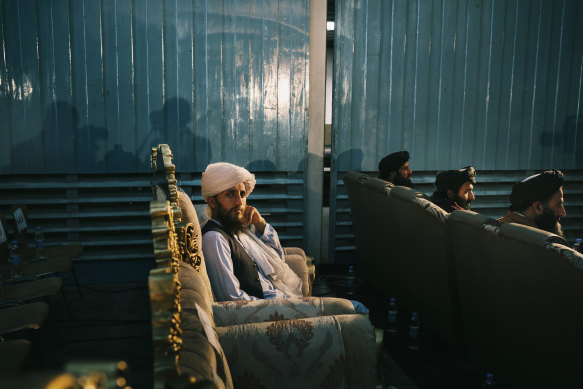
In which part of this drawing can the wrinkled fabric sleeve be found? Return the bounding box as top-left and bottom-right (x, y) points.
(254, 223), (284, 259)
(202, 231), (259, 301)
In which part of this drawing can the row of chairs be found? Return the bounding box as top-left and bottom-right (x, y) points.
(344, 171), (583, 388)
(0, 206), (84, 381)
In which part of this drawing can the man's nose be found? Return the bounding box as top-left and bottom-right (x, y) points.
(559, 205), (566, 218)
(408, 168), (412, 176)
(469, 191), (476, 201)
(234, 193), (243, 206)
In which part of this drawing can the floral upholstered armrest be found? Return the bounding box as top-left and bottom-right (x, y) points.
(284, 247), (316, 294)
(212, 297), (355, 326)
(216, 313), (377, 389)
(282, 253), (310, 296)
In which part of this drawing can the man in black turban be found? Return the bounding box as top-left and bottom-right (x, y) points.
(430, 166), (476, 213)
(378, 150), (412, 187)
(498, 170), (566, 237)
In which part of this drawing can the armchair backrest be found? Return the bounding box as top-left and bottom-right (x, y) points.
(449, 210), (583, 386)
(151, 144), (215, 303)
(344, 172), (462, 346)
(149, 199), (232, 389)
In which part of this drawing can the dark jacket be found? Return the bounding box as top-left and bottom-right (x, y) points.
(201, 220), (264, 299)
(429, 192), (465, 213)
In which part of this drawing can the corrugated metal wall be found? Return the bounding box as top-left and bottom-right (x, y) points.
(0, 0), (310, 174)
(330, 0), (583, 262)
(0, 172), (306, 264)
(0, 0), (315, 272)
(332, 0), (583, 172)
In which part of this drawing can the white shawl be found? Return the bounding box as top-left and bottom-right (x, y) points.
(238, 229), (303, 298)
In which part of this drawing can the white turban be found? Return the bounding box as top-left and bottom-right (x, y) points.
(201, 162), (256, 201)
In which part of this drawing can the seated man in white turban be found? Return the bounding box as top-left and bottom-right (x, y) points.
(200, 162), (303, 301)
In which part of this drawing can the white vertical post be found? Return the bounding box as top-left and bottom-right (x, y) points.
(306, 0), (327, 262)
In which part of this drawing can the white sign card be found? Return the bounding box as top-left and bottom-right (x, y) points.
(12, 208), (27, 232)
(0, 222), (6, 244)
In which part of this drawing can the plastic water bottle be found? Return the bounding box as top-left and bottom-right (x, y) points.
(34, 226), (47, 260)
(573, 238), (582, 252)
(387, 297), (398, 334)
(482, 372), (497, 388)
(8, 240), (22, 279)
(346, 265), (355, 294)
(408, 312), (420, 350)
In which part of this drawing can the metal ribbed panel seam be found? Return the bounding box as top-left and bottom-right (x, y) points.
(0, 172), (307, 261)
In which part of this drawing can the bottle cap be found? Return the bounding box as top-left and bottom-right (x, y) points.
(11, 240), (18, 245)
(35, 226), (41, 231)
(577, 238), (582, 243)
(390, 297), (396, 303)
(412, 311), (418, 317)
(486, 372), (494, 379)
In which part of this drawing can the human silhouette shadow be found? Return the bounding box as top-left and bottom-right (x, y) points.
(149, 97), (211, 172)
(246, 159), (277, 172)
(539, 113), (583, 167)
(2, 100), (108, 174)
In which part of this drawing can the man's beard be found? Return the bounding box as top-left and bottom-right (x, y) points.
(535, 206), (564, 237)
(393, 175), (412, 187)
(214, 202), (245, 235)
(454, 194), (471, 210)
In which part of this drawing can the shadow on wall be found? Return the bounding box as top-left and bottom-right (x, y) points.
(3, 97), (214, 174)
(149, 97), (211, 172)
(540, 114), (583, 167)
(246, 159), (277, 171)
(3, 101), (108, 173)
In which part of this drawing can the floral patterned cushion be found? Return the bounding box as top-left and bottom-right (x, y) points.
(216, 314), (376, 389)
(212, 297), (355, 326)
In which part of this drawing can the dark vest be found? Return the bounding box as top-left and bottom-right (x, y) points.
(202, 220), (264, 299)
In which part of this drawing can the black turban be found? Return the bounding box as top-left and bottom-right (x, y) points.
(435, 166), (476, 193)
(509, 170), (564, 211)
(378, 151), (409, 179)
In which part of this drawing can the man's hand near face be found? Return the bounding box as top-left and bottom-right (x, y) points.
(242, 205), (266, 235)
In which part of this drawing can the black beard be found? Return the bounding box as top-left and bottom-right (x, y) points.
(393, 175), (412, 188)
(214, 203), (245, 235)
(453, 194), (471, 210)
(535, 206), (564, 237)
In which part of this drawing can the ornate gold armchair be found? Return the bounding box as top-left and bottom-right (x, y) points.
(148, 200), (378, 389)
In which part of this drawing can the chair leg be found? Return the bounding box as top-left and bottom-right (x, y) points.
(72, 266), (84, 300)
(60, 286), (73, 320)
(43, 296), (62, 346)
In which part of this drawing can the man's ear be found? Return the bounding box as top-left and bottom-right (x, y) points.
(532, 201), (544, 215)
(207, 197), (216, 209)
(388, 171), (396, 179)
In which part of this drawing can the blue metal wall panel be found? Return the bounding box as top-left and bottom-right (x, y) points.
(330, 0), (583, 262)
(332, 0), (583, 172)
(0, 0), (310, 174)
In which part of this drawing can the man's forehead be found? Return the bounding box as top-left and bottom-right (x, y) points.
(460, 181), (474, 190)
